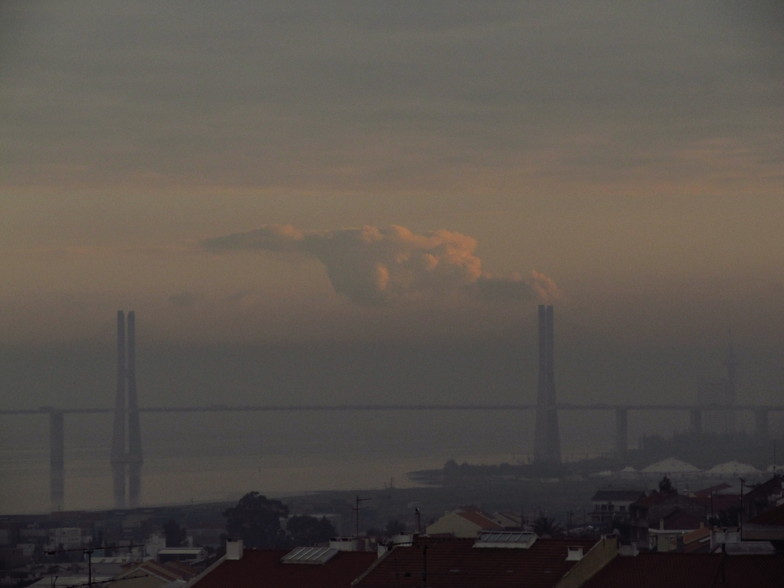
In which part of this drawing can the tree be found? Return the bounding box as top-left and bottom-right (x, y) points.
(163, 518), (187, 547)
(385, 519), (406, 536)
(286, 515), (336, 546)
(532, 515), (563, 538)
(658, 476), (675, 494)
(224, 492), (289, 548)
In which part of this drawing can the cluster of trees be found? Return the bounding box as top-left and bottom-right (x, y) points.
(366, 519), (406, 538)
(223, 492), (337, 549)
(166, 492), (410, 551)
(163, 518), (188, 547)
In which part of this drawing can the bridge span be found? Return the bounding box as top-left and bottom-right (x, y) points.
(5, 401), (784, 415)
(2, 400), (782, 512)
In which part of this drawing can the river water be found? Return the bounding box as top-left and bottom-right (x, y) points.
(2, 409), (570, 514)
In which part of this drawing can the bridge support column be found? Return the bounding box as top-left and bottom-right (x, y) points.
(615, 408), (628, 462)
(112, 310), (143, 509)
(689, 408), (702, 436)
(49, 410), (64, 512)
(754, 408), (769, 441)
(533, 305), (560, 465)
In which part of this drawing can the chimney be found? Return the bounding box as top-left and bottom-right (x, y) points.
(226, 539), (244, 560)
(565, 546), (584, 561)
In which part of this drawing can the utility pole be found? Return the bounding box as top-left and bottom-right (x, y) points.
(421, 543), (428, 588)
(354, 496), (371, 539)
(739, 478), (746, 538)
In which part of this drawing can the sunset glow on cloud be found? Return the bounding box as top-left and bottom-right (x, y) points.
(204, 224), (561, 305)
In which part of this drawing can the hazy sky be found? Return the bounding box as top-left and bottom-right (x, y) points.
(2, 1), (783, 414)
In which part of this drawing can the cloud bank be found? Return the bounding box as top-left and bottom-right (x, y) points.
(203, 224), (561, 306)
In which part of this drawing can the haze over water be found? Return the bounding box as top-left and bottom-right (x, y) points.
(1, 408), (615, 514)
(7, 396), (769, 514)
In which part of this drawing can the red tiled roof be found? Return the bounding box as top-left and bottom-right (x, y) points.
(750, 502), (784, 526)
(745, 475), (782, 500)
(353, 535), (596, 588)
(119, 560), (198, 582)
(582, 552), (784, 588)
(693, 483), (733, 497)
(191, 549), (377, 588)
(697, 492), (739, 514)
(164, 559), (200, 575)
(659, 509), (703, 530)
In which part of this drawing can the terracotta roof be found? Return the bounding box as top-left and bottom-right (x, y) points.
(353, 535), (597, 588)
(673, 527), (711, 554)
(745, 475), (782, 500)
(693, 483), (733, 497)
(191, 549), (377, 588)
(750, 502), (784, 526)
(582, 552), (784, 588)
(697, 492), (739, 514)
(659, 509), (703, 531)
(118, 560), (198, 582)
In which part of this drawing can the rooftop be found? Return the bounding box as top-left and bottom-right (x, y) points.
(354, 535), (597, 588)
(191, 548), (376, 588)
(582, 552), (784, 588)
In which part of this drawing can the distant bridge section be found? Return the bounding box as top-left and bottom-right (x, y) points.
(2, 401), (781, 512)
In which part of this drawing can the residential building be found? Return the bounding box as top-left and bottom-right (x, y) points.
(629, 488), (707, 550)
(590, 490), (644, 525)
(425, 506), (504, 537)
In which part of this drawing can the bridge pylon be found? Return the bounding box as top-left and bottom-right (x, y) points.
(49, 409), (64, 511)
(534, 305), (561, 465)
(111, 311), (143, 509)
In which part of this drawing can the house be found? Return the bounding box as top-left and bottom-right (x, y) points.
(629, 489), (707, 551)
(693, 482), (739, 523)
(743, 501), (784, 546)
(188, 539), (377, 588)
(425, 506), (504, 537)
(353, 532), (607, 588)
(742, 474), (784, 521)
(590, 490), (644, 525)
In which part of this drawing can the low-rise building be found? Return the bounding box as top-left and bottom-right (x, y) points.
(425, 506), (504, 538)
(590, 490), (644, 525)
(629, 488), (707, 550)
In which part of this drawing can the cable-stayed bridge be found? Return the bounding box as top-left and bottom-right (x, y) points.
(2, 400), (781, 513)
(2, 307), (780, 512)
